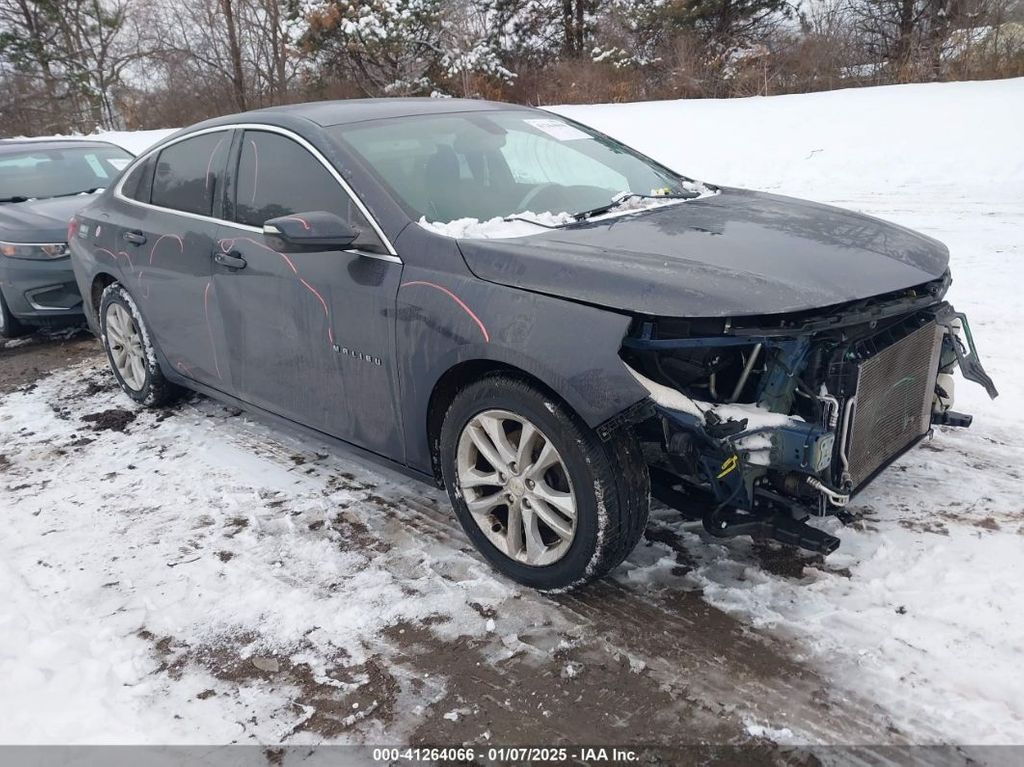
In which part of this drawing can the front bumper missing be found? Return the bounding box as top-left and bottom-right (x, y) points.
(627, 301), (998, 556)
(649, 405), (845, 555)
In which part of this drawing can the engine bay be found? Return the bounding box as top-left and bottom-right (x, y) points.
(619, 272), (998, 554)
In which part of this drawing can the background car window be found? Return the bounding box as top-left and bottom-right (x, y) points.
(151, 132), (230, 216)
(0, 145), (133, 201)
(235, 131), (385, 252)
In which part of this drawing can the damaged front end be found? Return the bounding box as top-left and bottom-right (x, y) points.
(619, 272), (998, 555)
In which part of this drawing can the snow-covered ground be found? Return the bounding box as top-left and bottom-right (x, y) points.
(2, 78), (1023, 748)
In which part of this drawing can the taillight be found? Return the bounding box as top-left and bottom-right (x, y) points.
(67, 216), (79, 242)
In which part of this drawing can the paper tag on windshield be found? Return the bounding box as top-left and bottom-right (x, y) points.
(107, 158), (130, 171)
(84, 154), (109, 179)
(525, 118), (589, 141)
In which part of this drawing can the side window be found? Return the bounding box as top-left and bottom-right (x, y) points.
(121, 156), (155, 203)
(151, 132), (230, 216)
(235, 131), (385, 253)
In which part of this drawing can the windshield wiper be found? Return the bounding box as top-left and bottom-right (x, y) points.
(51, 187), (103, 198)
(0, 195), (30, 203)
(571, 191), (698, 222)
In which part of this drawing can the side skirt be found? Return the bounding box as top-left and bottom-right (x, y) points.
(166, 370), (435, 488)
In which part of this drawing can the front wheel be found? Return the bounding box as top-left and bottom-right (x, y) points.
(440, 376), (649, 591)
(99, 283), (180, 407)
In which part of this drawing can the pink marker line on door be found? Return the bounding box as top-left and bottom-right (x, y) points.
(280, 216), (310, 230)
(400, 281), (490, 343)
(216, 237), (333, 346)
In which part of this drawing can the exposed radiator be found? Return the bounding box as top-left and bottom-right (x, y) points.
(837, 321), (944, 489)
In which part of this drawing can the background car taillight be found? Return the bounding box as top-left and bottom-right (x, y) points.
(67, 216), (79, 242)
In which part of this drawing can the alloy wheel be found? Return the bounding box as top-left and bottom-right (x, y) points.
(105, 303), (147, 391)
(456, 409), (577, 566)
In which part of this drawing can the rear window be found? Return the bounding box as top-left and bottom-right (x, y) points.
(151, 132), (230, 216)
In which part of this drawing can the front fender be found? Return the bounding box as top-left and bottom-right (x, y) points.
(396, 265), (648, 473)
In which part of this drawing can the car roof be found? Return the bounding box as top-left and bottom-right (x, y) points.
(0, 138), (130, 155)
(206, 97), (535, 129)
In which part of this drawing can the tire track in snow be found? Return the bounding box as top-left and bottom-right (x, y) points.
(203, 401), (943, 745)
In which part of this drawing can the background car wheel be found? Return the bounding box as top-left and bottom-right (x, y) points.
(0, 289), (29, 340)
(440, 375), (649, 591)
(99, 283), (180, 407)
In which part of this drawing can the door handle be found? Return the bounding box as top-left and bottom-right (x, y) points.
(215, 251), (247, 270)
(123, 230), (146, 245)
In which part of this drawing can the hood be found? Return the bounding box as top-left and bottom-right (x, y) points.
(0, 195), (94, 243)
(457, 188), (950, 317)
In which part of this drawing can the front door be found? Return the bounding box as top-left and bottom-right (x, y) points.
(212, 129), (403, 457)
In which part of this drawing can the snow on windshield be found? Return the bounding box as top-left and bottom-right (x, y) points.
(419, 181), (717, 240)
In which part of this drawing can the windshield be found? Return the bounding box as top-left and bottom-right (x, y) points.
(333, 110), (698, 226)
(0, 144), (133, 203)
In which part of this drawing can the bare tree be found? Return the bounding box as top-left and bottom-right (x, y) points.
(0, 0), (142, 131)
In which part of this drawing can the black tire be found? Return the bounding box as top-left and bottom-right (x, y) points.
(440, 376), (649, 591)
(0, 288), (29, 339)
(99, 282), (180, 407)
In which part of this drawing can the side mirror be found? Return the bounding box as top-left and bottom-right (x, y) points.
(263, 211), (359, 251)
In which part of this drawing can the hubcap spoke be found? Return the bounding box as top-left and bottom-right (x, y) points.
(526, 440), (559, 480)
(468, 423), (506, 473)
(505, 500), (524, 557)
(530, 479), (576, 519)
(129, 355), (145, 388)
(460, 466), (502, 489)
(106, 302), (146, 392)
(516, 421), (539, 468)
(530, 498), (574, 540)
(466, 492), (504, 516)
(478, 414), (518, 466)
(521, 506), (547, 561)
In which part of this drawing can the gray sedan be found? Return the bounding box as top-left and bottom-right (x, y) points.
(0, 139), (133, 337)
(68, 99), (996, 590)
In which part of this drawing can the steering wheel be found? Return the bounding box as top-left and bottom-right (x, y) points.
(515, 183), (563, 213)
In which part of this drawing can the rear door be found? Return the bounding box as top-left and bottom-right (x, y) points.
(109, 129), (233, 386)
(213, 128), (404, 456)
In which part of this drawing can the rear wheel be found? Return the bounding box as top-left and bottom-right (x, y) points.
(99, 283), (180, 406)
(0, 289), (28, 339)
(440, 376), (649, 591)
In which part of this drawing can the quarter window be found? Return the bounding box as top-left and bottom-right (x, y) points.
(151, 132), (230, 216)
(235, 131), (384, 252)
(121, 156), (155, 203)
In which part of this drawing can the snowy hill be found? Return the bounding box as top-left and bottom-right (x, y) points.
(553, 77), (1024, 201)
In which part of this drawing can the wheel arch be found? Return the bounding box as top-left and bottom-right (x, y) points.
(425, 357), (582, 486)
(89, 271), (119, 325)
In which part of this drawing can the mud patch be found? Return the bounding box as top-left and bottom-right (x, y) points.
(81, 408), (137, 433)
(897, 518), (949, 536)
(141, 630), (398, 739)
(0, 330), (98, 392)
(392, 621), (746, 748)
(752, 541), (820, 579)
